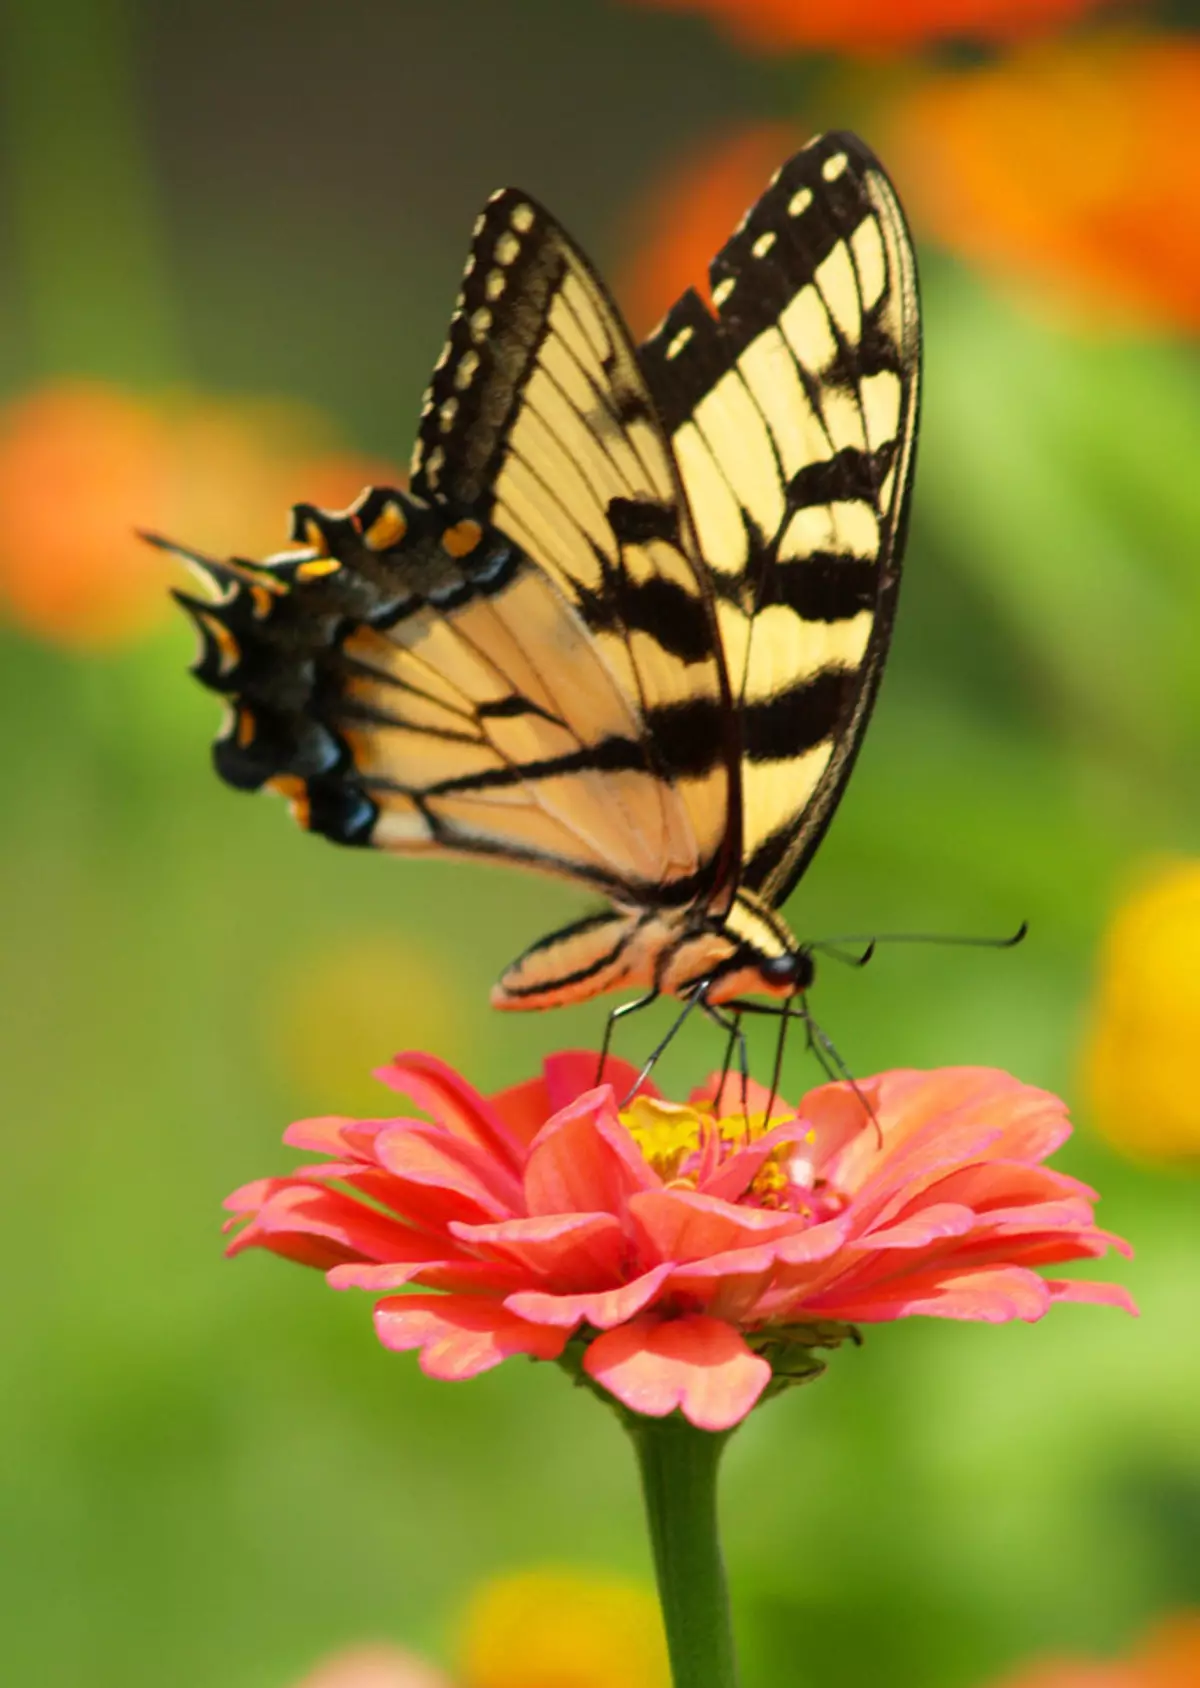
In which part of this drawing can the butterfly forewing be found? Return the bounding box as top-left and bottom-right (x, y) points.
(410, 188), (740, 908)
(640, 131), (920, 909)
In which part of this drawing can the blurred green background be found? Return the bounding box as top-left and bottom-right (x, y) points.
(3, 2), (1199, 1685)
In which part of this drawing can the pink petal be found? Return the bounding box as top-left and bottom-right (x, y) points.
(283, 1114), (368, 1155)
(523, 1089), (657, 1217)
(665, 1244), (778, 1322)
(697, 1120), (806, 1202)
(373, 1052), (525, 1173)
(809, 1263), (1054, 1323)
(489, 1074), (553, 1147)
(448, 1212), (625, 1285)
(774, 1215), (854, 1266)
(327, 1259), (522, 1294)
(225, 1184), (420, 1269)
(225, 1176), (288, 1216)
(921, 1159), (1099, 1211)
(506, 1263), (676, 1330)
(374, 1121), (523, 1226)
(374, 1294), (567, 1377)
(1046, 1279), (1139, 1315)
(859, 1202), (977, 1251)
(583, 1314), (771, 1431)
(816, 1069), (1070, 1213)
(628, 1185), (807, 1264)
(542, 1051), (653, 1113)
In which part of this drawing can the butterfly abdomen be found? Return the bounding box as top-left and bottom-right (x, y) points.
(491, 889), (806, 1011)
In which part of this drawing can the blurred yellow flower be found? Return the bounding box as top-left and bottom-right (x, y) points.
(0, 379), (398, 650)
(885, 34), (1200, 334)
(265, 933), (462, 1115)
(1080, 860), (1200, 1162)
(289, 1570), (668, 1688)
(458, 1569), (669, 1688)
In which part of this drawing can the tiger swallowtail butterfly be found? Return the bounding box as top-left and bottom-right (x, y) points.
(154, 131), (920, 1015)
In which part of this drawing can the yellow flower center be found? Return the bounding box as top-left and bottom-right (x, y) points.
(621, 1095), (806, 1208)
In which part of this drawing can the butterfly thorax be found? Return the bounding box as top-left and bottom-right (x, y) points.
(490, 887), (812, 1011)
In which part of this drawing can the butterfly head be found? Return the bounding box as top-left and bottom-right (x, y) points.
(652, 891), (814, 1006)
(697, 933), (815, 1006)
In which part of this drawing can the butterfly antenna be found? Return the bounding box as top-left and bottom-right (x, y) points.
(809, 920), (1027, 955)
(817, 941), (877, 968)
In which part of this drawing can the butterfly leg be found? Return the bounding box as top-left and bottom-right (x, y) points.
(702, 1002), (749, 1117)
(791, 998), (880, 1144)
(711, 1010), (743, 1115)
(764, 993), (799, 1123)
(597, 990), (659, 1085)
(622, 981), (710, 1104)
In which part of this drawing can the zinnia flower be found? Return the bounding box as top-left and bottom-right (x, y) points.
(227, 1053), (1133, 1433)
(884, 34), (1200, 334)
(620, 0), (1138, 56)
(1080, 858), (1200, 1162)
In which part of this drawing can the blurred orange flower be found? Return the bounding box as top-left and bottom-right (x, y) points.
(291, 1569), (668, 1688)
(622, 0), (1137, 55)
(885, 34), (1200, 333)
(0, 379), (397, 650)
(988, 1612), (1200, 1687)
(1080, 858), (1200, 1163)
(618, 123), (805, 337)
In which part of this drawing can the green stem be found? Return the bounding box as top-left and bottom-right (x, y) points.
(628, 1415), (740, 1688)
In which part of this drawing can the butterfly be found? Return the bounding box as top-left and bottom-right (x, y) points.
(154, 130), (920, 1020)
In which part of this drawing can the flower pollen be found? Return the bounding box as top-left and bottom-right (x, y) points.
(622, 1094), (810, 1210)
(621, 1096), (706, 1184)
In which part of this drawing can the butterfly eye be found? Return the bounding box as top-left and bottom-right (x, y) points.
(760, 952), (814, 990)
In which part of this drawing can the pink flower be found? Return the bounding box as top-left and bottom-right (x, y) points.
(227, 1054), (1134, 1432)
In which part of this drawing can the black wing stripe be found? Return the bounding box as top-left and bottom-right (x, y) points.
(740, 670), (859, 762)
(737, 555), (877, 623)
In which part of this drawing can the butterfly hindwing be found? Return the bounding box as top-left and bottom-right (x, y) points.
(411, 188), (741, 909)
(158, 492), (725, 900)
(640, 131), (920, 908)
